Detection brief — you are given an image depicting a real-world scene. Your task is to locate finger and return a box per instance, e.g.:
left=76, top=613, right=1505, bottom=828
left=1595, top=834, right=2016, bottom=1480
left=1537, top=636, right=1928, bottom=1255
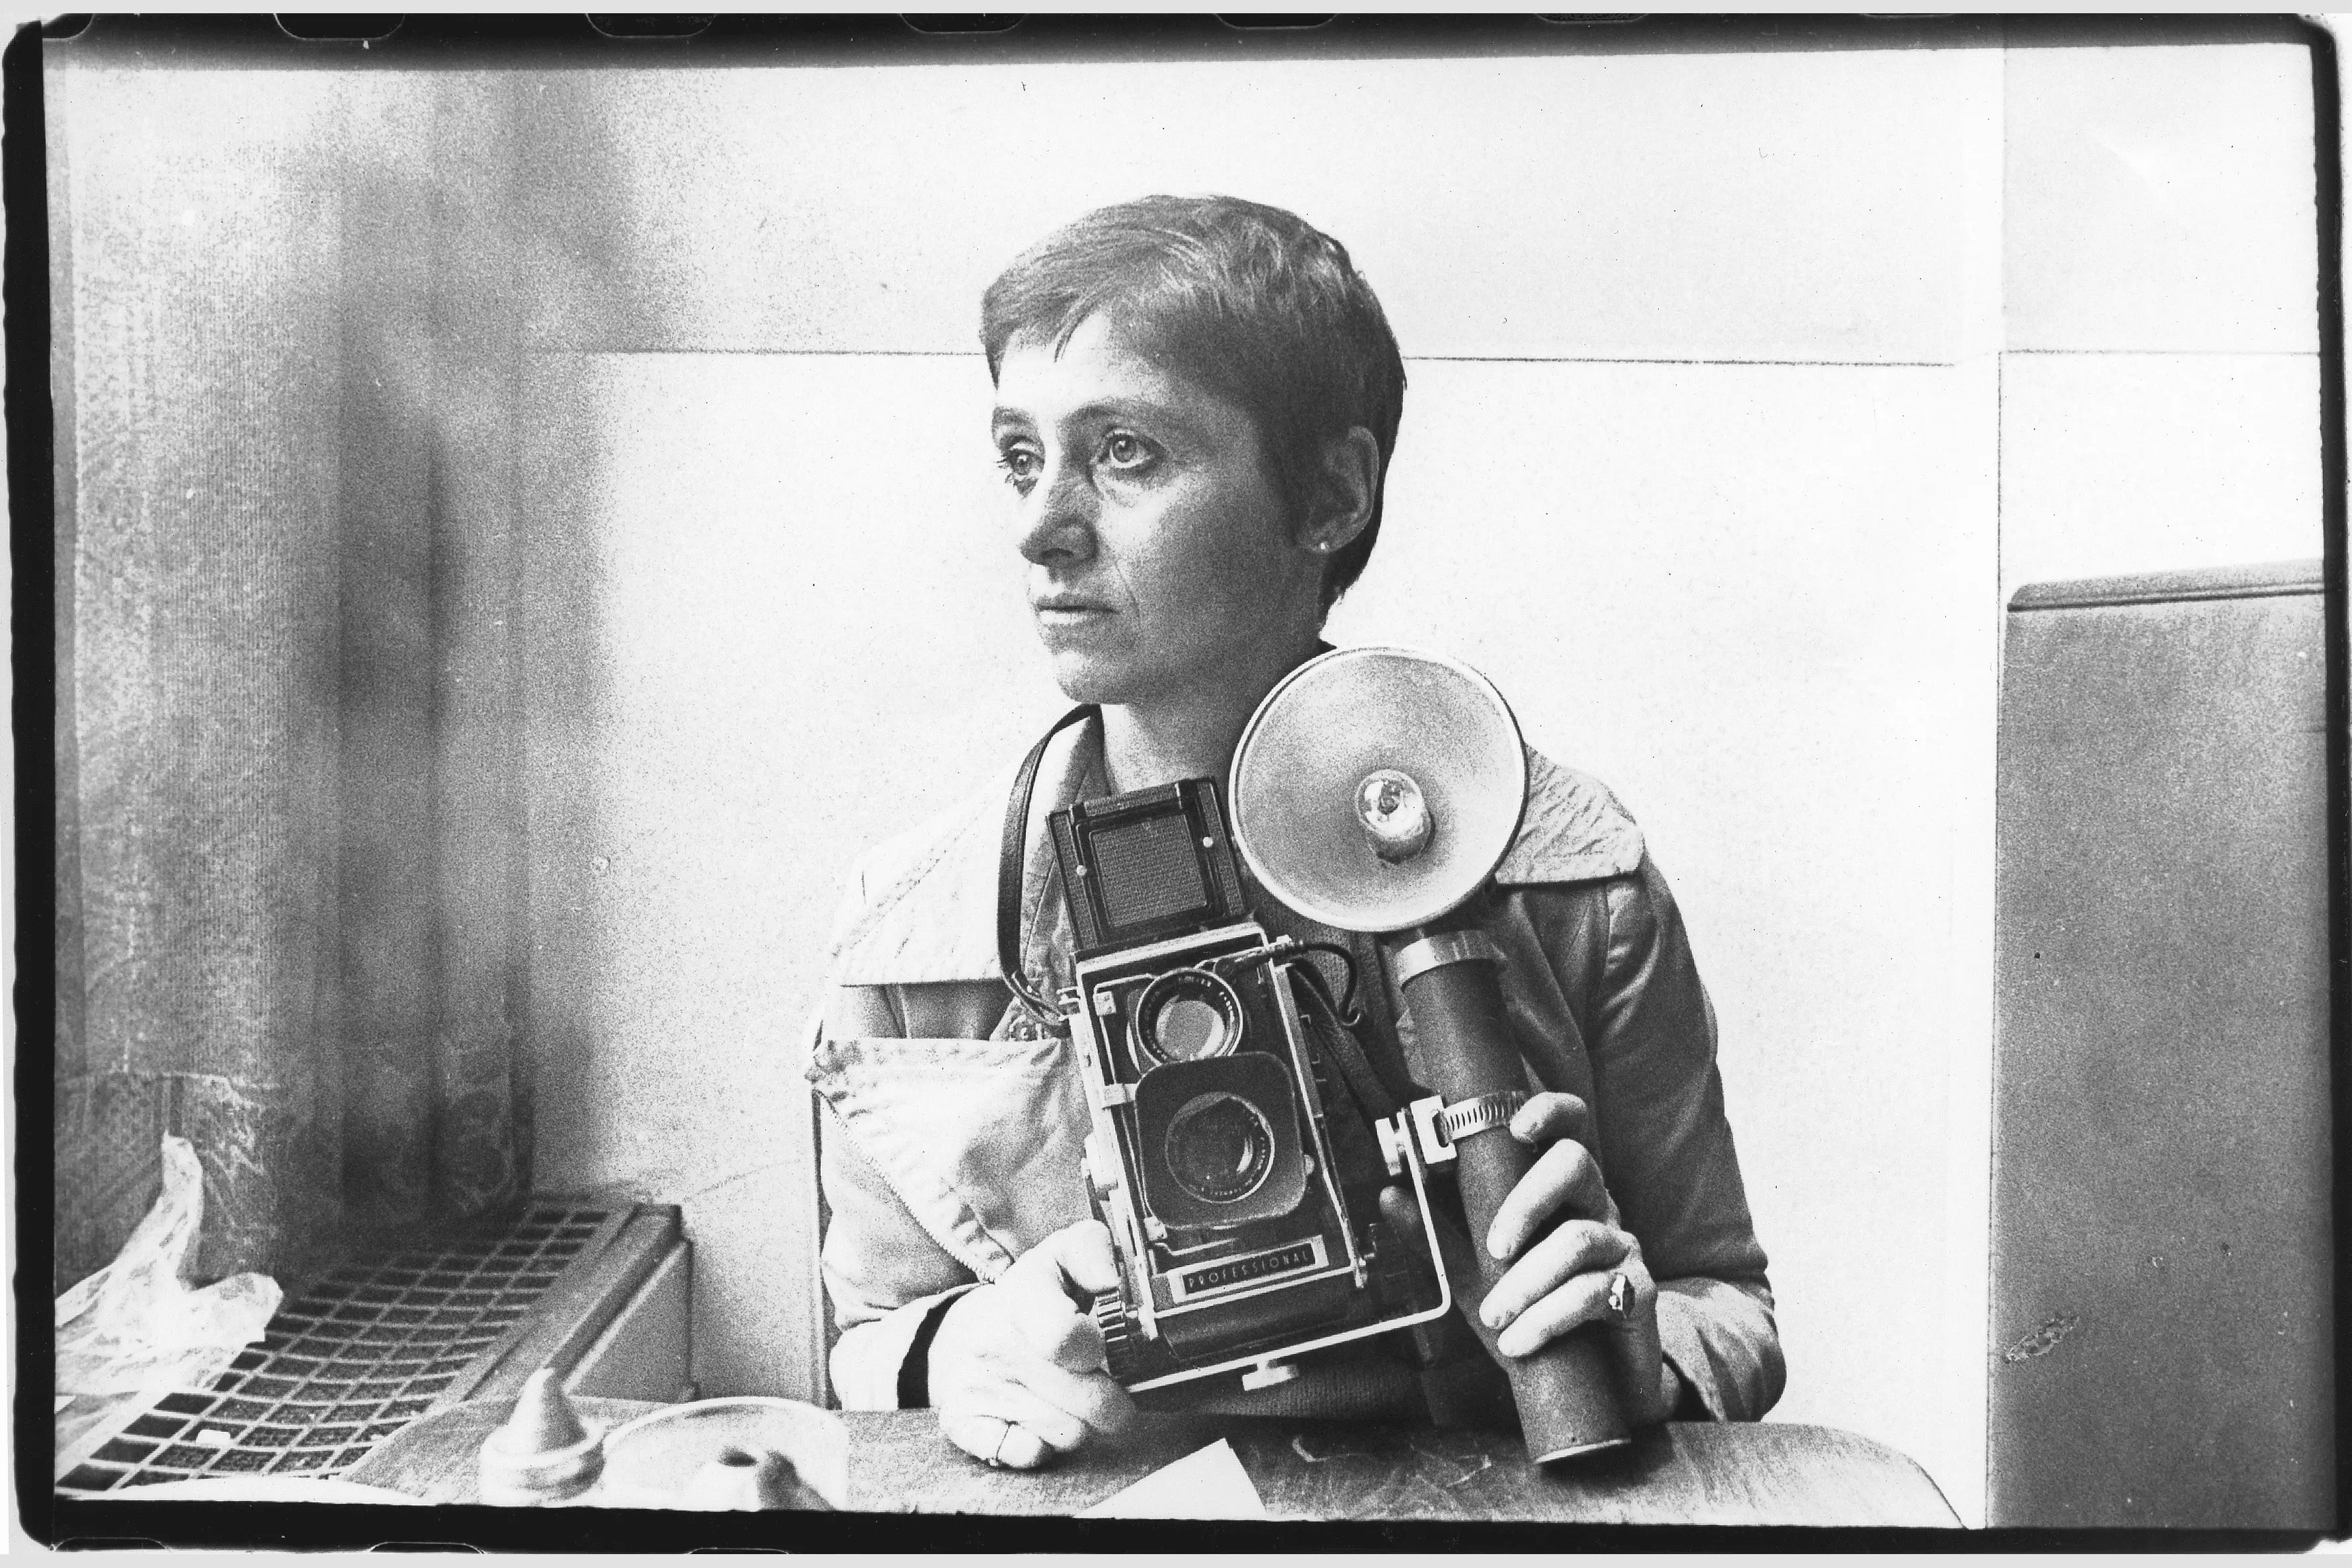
left=1486, top=1137, right=1613, bottom=1260
left=943, top=1380, right=1087, bottom=1462
left=1013, top=1296, right=1107, bottom=1372
left=940, top=1411, right=1013, bottom=1465
left=1510, top=1091, right=1591, bottom=1149
left=1015, top=1355, right=1138, bottom=1438
left=1480, top=1219, right=1630, bottom=1332
left=972, top=1382, right=1092, bottom=1456
left=1493, top=1267, right=1642, bottom=1360
left=996, top=1424, right=1053, bottom=1470
left=1014, top=1220, right=1124, bottom=1303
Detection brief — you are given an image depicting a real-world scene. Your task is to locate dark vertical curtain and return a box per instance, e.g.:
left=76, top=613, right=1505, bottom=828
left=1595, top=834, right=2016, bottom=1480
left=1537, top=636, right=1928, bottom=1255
left=52, top=65, right=531, bottom=1288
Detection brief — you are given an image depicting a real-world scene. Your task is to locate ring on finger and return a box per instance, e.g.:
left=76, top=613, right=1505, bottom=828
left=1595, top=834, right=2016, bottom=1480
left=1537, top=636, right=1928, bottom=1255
left=1606, top=1271, right=1633, bottom=1319
left=987, top=1418, right=1014, bottom=1468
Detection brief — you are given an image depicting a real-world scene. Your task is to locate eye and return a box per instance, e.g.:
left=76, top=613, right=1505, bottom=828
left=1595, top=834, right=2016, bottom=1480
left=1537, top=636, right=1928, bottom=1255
left=996, top=444, right=1041, bottom=493
left=1099, top=431, right=1156, bottom=472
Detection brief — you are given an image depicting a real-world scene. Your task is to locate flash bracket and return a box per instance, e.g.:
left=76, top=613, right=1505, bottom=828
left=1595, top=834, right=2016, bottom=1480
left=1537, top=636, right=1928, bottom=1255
left=1377, top=1090, right=1531, bottom=1176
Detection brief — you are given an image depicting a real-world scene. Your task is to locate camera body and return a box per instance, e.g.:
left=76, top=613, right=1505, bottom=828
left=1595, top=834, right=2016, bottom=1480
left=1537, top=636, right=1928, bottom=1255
left=1048, top=777, right=1454, bottom=1393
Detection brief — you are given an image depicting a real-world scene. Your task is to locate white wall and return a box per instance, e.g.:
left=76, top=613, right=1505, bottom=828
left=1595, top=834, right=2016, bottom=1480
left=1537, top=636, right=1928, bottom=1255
left=1340, top=355, right=2001, bottom=1515
left=1999, top=43, right=2322, bottom=597
left=509, top=36, right=2320, bottom=1528
left=518, top=352, right=1043, bottom=1403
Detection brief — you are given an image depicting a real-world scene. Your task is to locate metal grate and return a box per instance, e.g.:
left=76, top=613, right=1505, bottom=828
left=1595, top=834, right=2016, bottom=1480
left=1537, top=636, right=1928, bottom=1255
left=57, top=1202, right=624, bottom=1496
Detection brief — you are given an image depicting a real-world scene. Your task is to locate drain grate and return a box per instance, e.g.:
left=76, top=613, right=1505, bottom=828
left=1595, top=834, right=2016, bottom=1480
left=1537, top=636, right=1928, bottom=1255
left=57, top=1202, right=627, bottom=1495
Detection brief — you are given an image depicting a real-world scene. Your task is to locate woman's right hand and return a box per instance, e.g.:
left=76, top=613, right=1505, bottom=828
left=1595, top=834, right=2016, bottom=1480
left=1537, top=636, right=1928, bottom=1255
left=930, top=1219, right=1138, bottom=1469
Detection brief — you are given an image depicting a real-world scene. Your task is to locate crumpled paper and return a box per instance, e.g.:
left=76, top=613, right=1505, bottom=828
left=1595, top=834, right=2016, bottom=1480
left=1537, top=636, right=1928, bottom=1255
left=56, top=1135, right=283, bottom=1397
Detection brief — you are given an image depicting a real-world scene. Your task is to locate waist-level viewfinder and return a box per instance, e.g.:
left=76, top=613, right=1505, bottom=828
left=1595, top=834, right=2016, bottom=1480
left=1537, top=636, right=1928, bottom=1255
left=1050, top=779, right=1249, bottom=959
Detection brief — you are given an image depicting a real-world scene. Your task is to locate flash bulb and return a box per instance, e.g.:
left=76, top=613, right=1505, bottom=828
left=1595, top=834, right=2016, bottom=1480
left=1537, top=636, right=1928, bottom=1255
left=1356, top=769, right=1434, bottom=863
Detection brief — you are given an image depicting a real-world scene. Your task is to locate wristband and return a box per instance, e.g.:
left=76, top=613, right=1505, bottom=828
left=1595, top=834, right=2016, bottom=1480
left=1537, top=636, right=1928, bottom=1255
left=898, top=1294, right=960, bottom=1409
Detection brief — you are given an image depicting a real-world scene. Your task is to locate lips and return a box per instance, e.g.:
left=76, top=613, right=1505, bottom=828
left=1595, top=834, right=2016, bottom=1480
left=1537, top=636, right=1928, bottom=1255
left=1032, top=597, right=1114, bottom=626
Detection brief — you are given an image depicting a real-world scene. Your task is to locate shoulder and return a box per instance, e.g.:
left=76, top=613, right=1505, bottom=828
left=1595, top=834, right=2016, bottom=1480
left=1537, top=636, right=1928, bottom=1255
left=823, top=767, right=1016, bottom=987
left=1494, top=746, right=1647, bottom=887
left=821, top=736, right=1644, bottom=979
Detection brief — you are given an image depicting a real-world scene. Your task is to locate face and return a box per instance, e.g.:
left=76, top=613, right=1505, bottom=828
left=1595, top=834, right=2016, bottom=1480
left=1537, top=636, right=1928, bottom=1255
left=991, top=313, right=1327, bottom=709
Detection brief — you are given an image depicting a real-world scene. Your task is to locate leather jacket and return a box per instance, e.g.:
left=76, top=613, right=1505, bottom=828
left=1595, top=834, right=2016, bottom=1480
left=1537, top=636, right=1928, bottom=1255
left=806, top=715, right=1785, bottom=1423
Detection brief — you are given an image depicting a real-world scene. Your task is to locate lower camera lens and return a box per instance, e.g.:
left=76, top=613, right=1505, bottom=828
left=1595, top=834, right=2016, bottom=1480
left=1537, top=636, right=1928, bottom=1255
left=1163, top=1092, right=1275, bottom=1205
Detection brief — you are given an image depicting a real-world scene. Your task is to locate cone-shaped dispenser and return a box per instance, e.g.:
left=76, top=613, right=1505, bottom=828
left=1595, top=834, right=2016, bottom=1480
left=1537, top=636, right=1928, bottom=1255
left=478, top=1369, right=605, bottom=1505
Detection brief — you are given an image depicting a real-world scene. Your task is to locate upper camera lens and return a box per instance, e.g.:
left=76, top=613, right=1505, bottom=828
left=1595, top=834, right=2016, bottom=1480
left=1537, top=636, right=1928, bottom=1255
left=1153, top=994, right=1230, bottom=1060
left=1163, top=1092, right=1275, bottom=1205
left=1134, top=970, right=1243, bottom=1065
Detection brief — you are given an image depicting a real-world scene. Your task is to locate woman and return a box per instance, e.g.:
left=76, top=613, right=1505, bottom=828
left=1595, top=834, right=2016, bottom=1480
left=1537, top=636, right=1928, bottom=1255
left=808, top=194, right=1782, bottom=1471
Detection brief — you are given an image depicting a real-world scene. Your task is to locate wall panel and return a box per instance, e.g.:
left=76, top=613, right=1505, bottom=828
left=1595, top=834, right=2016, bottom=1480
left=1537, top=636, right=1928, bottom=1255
left=517, top=352, right=1049, bottom=1403
left=52, top=67, right=351, bottom=1281
left=1338, top=357, right=1999, bottom=1502
left=1999, top=353, right=2324, bottom=600
left=1988, top=571, right=2330, bottom=1528
left=515, top=50, right=2000, bottom=363
left=2002, top=42, right=2319, bottom=354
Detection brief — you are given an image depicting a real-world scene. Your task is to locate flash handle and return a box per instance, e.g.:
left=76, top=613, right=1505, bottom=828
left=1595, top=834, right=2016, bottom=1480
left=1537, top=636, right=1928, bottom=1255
left=1383, top=925, right=1633, bottom=1464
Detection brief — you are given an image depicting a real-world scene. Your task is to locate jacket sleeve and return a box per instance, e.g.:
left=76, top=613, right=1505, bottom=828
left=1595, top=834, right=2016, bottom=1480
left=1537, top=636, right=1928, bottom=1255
left=816, top=1088, right=980, bottom=1409
left=809, top=865, right=980, bottom=1411
left=1590, top=856, right=1785, bottom=1423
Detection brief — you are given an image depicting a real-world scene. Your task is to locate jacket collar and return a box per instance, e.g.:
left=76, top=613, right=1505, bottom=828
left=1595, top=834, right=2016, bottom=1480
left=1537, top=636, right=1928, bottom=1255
left=828, top=714, right=1643, bottom=988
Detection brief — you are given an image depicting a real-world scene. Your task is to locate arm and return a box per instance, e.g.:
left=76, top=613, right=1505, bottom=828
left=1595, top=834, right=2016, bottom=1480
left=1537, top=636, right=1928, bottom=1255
left=1590, top=856, right=1782, bottom=1422
left=1480, top=857, right=1785, bottom=1423
left=810, top=942, right=1132, bottom=1457
left=815, top=1042, right=1133, bottom=1458
left=816, top=1090, right=982, bottom=1409
left=814, top=979, right=982, bottom=1409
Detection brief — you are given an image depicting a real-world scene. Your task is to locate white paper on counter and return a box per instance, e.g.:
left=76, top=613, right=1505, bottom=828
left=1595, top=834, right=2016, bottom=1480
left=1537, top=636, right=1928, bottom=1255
left=1075, top=1438, right=1270, bottom=1520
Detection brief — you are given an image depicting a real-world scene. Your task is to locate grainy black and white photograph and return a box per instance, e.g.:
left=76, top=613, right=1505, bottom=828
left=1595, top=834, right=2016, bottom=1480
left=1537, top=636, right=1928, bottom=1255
left=29, top=11, right=2340, bottom=1544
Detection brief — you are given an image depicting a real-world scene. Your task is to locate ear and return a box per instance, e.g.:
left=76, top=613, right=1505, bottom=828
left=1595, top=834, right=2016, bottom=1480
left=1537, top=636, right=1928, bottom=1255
left=1298, top=426, right=1381, bottom=557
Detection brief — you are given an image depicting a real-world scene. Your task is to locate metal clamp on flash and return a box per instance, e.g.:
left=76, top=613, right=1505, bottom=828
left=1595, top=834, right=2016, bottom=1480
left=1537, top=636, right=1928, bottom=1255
left=1378, top=1089, right=1529, bottom=1176
left=1387, top=929, right=1505, bottom=989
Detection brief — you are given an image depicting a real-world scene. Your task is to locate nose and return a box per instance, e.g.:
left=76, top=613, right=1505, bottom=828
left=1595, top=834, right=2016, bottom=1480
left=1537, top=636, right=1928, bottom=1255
left=1017, top=452, right=1097, bottom=567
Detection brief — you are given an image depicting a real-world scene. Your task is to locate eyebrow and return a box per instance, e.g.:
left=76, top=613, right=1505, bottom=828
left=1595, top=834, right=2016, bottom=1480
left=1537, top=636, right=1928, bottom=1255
left=991, top=397, right=1185, bottom=436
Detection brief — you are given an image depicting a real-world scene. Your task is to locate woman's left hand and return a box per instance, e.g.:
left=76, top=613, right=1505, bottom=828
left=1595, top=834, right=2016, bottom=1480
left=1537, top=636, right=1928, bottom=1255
left=1477, top=1091, right=1677, bottom=1426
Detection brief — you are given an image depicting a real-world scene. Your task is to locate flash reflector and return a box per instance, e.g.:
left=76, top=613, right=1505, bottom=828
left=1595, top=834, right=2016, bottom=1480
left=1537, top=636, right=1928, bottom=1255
left=1232, top=646, right=1528, bottom=932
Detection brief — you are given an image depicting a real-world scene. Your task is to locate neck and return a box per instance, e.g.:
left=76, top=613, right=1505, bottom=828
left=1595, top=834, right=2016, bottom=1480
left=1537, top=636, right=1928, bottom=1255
left=1098, top=632, right=1327, bottom=794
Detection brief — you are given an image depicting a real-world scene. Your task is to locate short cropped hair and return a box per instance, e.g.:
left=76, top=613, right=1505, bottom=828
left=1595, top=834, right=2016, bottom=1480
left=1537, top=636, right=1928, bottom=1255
left=980, top=194, right=1406, bottom=611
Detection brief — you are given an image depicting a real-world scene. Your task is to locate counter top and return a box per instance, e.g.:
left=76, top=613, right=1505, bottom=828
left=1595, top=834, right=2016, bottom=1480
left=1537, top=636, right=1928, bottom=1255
left=349, top=1397, right=1957, bottom=1528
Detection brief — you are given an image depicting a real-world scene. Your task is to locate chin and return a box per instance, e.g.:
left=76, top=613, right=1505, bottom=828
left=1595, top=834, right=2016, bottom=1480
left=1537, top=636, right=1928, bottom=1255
left=1043, top=645, right=1163, bottom=708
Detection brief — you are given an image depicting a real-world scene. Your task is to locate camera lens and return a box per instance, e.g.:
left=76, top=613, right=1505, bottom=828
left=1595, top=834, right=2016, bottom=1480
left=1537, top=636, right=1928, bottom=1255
left=1135, top=970, right=1243, bottom=1065
left=1162, top=1092, right=1275, bottom=1205
left=1154, top=994, right=1230, bottom=1060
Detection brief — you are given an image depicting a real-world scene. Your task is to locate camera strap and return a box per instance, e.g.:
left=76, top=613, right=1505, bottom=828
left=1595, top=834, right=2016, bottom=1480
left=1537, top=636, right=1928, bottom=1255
left=1341, top=928, right=1420, bottom=1104
left=998, top=704, right=1099, bottom=1020
left=1292, top=954, right=1427, bottom=1128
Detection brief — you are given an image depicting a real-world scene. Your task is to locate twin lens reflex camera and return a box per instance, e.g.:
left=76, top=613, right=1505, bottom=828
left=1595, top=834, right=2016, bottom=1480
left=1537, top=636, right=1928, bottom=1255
left=1044, top=776, right=1458, bottom=1395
